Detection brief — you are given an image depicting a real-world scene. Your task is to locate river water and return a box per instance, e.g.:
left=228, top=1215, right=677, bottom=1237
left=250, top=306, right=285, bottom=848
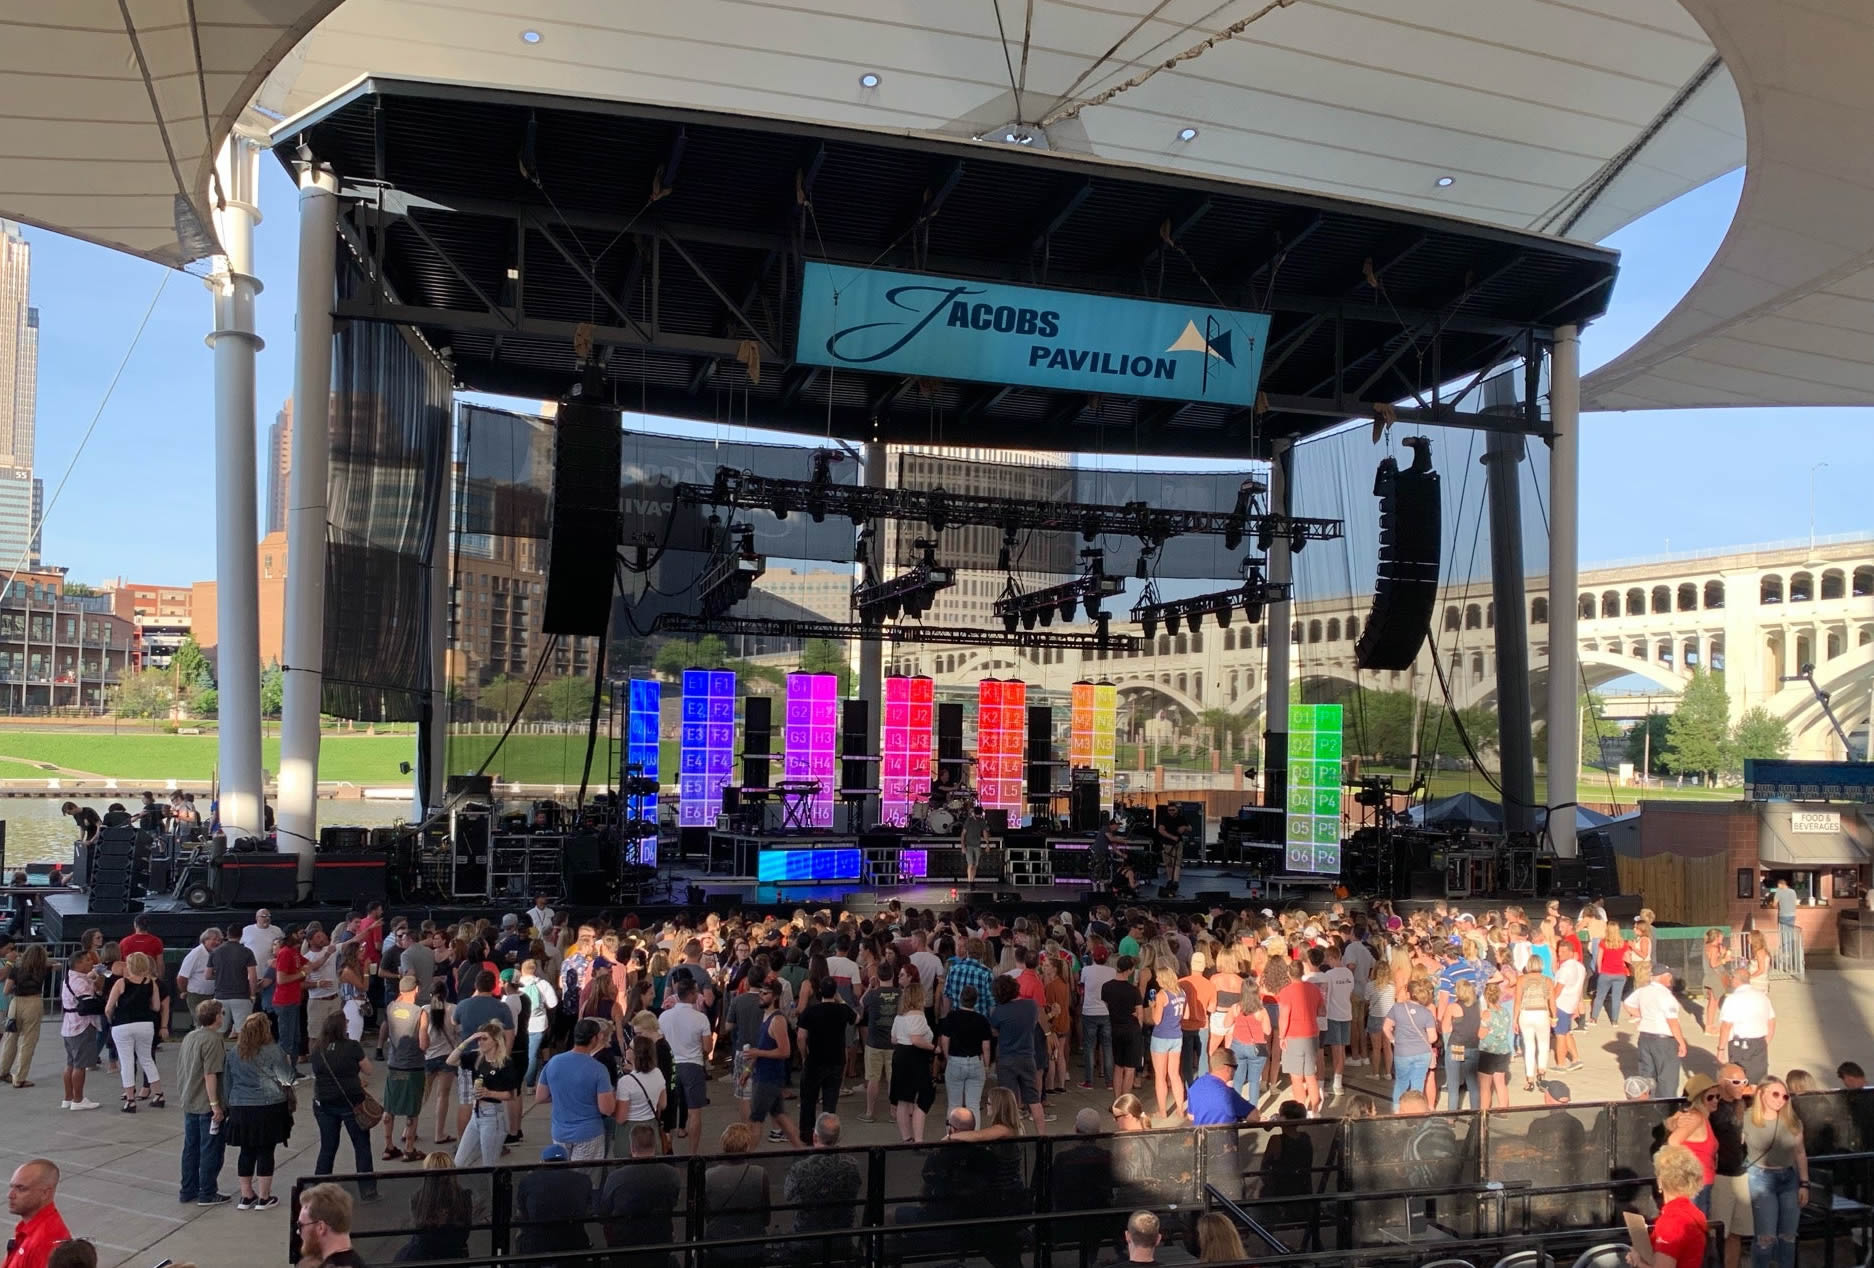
left=1, top=798, right=415, bottom=869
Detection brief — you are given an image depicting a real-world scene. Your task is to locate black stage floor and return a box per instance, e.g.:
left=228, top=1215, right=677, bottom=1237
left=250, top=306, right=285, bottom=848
left=40, top=861, right=1331, bottom=944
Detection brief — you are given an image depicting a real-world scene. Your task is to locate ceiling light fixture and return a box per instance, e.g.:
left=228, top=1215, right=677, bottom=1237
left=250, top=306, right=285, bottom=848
left=859, top=72, right=880, bottom=88
left=1435, top=175, right=1455, bottom=187
left=1177, top=127, right=1199, bottom=142
left=520, top=29, right=542, bottom=44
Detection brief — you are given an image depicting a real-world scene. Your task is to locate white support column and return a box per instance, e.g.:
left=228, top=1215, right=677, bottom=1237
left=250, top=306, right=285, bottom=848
left=279, top=156, right=338, bottom=876
left=206, top=131, right=267, bottom=845
left=1261, top=438, right=1294, bottom=809
left=859, top=441, right=886, bottom=758
left=1546, top=325, right=1582, bottom=858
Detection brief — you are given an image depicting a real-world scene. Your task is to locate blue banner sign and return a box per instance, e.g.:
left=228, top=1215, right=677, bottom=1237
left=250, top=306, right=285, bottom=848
left=796, top=263, right=1268, bottom=406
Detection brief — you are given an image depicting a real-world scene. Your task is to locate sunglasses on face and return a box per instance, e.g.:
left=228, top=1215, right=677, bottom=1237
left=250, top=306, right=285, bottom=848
left=1764, top=1091, right=1788, bottom=1100
left=1724, top=1078, right=1747, bottom=1085
left=1701, top=1093, right=1720, bottom=1104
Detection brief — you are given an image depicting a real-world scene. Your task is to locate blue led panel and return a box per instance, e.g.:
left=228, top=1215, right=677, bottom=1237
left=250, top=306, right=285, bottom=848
left=679, top=668, right=737, bottom=827
left=627, top=678, right=660, bottom=866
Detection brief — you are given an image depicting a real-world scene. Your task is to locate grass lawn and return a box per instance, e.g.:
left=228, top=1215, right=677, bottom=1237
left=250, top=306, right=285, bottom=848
left=0, top=729, right=671, bottom=788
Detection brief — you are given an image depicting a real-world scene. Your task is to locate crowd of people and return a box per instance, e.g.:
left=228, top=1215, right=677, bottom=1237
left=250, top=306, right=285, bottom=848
left=0, top=886, right=1850, bottom=1268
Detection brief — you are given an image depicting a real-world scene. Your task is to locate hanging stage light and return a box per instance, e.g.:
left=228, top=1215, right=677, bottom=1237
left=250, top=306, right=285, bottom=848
left=992, top=549, right=1121, bottom=631
left=1058, top=596, right=1078, bottom=622
left=1139, top=611, right=1158, bottom=639
left=1164, top=611, right=1182, bottom=636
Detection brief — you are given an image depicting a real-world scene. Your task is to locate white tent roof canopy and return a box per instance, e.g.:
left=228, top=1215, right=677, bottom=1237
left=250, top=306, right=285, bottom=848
left=1, top=0, right=1869, bottom=411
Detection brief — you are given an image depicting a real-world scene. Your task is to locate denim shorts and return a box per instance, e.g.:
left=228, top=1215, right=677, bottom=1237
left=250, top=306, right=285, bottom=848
left=1149, top=1034, right=1182, bottom=1055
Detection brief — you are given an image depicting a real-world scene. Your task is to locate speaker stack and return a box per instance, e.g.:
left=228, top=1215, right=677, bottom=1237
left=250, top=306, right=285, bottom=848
left=838, top=699, right=875, bottom=832
left=541, top=398, right=624, bottom=637
left=742, top=696, right=772, bottom=790
left=1024, top=705, right=1055, bottom=808
left=936, top=702, right=965, bottom=786
left=1354, top=436, right=1442, bottom=671
left=87, top=826, right=144, bottom=915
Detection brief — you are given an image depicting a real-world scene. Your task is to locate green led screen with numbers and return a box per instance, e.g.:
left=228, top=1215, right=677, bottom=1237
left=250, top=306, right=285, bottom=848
left=1285, top=703, right=1343, bottom=874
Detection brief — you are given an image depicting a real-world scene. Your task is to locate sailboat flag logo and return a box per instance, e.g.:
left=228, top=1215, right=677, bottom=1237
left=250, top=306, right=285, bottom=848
left=1165, top=320, right=1236, bottom=366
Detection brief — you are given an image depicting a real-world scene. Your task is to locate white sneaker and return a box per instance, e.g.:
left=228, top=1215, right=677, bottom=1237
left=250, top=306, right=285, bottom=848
left=69, top=1099, right=99, bottom=1111
left=1332, top=1077, right=1344, bottom=1097
left=59, top=1100, right=71, bottom=1110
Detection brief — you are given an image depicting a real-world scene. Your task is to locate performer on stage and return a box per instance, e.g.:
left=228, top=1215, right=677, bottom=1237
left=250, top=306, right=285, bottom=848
left=1156, top=805, right=1189, bottom=898
left=960, top=806, right=988, bottom=885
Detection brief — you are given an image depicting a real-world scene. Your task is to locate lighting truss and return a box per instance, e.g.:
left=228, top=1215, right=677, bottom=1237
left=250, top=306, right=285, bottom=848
left=652, top=612, right=1136, bottom=652
left=1129, top=562, right=1289, bottom=638
left=697, top=524, right=764, bottom=617
left=994, top=548, right=1125, bottom=631
left=675, top=468, right=1342, bottom=547
left=853, top=540, right=955, bottom=624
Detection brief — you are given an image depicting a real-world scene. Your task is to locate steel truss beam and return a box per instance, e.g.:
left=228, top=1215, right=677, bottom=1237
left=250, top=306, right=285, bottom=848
left=673, top=470, right=1344, bottom=545
left=651, top=613, right=1136, bottom=651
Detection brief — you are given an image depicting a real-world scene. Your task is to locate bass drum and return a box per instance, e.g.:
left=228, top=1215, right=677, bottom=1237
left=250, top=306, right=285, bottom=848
left=906, top=803, right=931, bottom=832
left=926, top=807, right=957, bottom=834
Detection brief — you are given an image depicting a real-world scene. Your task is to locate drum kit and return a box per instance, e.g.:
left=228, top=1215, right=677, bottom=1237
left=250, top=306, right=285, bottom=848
left=909, top=787, right=979, bottom=834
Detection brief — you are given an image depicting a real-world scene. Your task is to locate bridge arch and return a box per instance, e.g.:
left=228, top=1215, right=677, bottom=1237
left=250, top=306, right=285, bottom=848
left=1773, top=643, right=1873, bottom=757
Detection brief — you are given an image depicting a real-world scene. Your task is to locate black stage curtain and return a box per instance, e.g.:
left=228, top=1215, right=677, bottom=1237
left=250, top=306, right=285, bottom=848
left=322, top=254, right=454, bottom=721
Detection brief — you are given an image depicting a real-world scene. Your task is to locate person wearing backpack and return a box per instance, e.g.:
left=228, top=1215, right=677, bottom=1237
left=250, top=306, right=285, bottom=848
left=58, top=951, right=105, bottom=1111
left=515, top=958, right=560, bottom=1091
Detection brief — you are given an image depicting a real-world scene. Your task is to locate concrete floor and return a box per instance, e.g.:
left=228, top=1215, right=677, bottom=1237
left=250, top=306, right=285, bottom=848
left=4, top=964, right=1869, bottom=1267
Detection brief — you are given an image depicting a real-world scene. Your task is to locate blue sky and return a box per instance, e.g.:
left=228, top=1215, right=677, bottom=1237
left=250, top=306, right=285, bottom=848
left=16, top=164, right=1870, bottom=585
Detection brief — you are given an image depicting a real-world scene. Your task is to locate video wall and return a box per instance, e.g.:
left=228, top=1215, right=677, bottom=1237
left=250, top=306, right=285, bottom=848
left=678, top=669, right=737, bottom=827
left=977, top=678, right=1028, bottom=821
left=1285, top=702, right=1343, bottom=874
left=1069, top=680, right=1118, bottom=801
left=625, top=678, right=661, bottom=865
left=881, top=675, right=935, bottom=827
left=782, top=672, right=839, bottom=829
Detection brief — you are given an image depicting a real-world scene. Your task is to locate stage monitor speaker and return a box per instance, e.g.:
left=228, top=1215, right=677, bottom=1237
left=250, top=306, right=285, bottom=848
left=936, top=701, right=964, bottom=778
left=743, top=696, right=772, bottom=788
left=1354, top=437, right=1441, bottom=671
left=541, top=398, right=624, bottom=637
left=446, top=774, right=494, bottom=799
left=1024, top=706, right=1054, bottom=797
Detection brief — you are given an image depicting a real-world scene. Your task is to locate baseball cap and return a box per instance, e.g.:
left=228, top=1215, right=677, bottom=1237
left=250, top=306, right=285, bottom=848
left=1625, top=1076, right=1658, bottom=1099
left=1540, top=1078, right=1572, bottom=1102
left=1260, top=908, right=1274, bottom=918
left=541, top=1144, right=570, bottom=1162
left=501, top=913, right=519, bottom=928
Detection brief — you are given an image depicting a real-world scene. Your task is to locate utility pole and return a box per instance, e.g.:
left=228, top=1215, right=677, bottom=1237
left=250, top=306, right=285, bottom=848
left=1641, top=708, right=1653, bottom=788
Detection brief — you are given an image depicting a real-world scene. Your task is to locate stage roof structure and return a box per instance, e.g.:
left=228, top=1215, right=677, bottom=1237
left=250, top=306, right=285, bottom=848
left=281, top=78, right=1616, bottom=457
left=8, top=0, right=1873, bottom=418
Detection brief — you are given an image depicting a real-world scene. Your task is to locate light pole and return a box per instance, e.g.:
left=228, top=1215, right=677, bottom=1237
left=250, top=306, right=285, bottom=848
left=1810, top=461, right=1829, bottom=556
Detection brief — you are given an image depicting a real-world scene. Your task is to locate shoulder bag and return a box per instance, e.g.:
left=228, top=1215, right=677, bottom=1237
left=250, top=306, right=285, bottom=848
left=319, top=1045, right=385, bottom=1130
left=627, top=1071, right=673, bottom=1153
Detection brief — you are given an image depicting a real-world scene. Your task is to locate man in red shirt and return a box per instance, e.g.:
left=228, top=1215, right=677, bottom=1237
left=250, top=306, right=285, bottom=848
left=5, top=1159, right=69, bottom=1268
left=272, top=931, right=308, bottom=1071
left=118, top=915, right=163, bottom=963
left=1275, top=972, right=1325, bottom=1112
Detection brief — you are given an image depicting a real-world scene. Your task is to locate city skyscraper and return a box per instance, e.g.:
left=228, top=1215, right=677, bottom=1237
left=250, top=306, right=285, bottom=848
left=0, top=222, right=35, bottom=472
left=0, top=222, right=38, bottom=572
left=265, top=398, right=292, bottom=535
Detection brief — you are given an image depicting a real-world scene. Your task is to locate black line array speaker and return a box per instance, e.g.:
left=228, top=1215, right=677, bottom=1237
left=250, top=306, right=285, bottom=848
left=839, top=699, right=871, bottom=791
left=1025, top=705, right=1054, bottom=797
left=936, top=702, right=964, bottom=780
left=1354, top=436, right=1442, bottom=671
left=542, top=398, right=623, bottom=637
left=742, top=696, right=772, bottom=789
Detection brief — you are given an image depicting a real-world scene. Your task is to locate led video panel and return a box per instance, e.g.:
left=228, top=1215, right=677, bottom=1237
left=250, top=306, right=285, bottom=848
left=678, top=669, right=738, bottom=827
left=976, top=678, right=1027, bottom=823
left=626, top=678, right=660, bottom=866
left=1285, top=702, right=1343, bottom=875
left=1070, top=680, right=1119, bottom=802
left=783, top=672, right=838, bottom=829
left=881, top=675, right=935, bottom=828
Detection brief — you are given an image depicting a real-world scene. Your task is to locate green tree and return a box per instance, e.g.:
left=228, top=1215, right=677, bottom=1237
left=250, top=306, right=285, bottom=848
left=1624, top=712, right=1670, bottom=775
left=188, top=685, right=218, bottom=718
left=110, top=668, right=175, bottom=718
left=61, top=582, right=97, bottom=598
left=1663, top=669, right=1730, bottom=784
left=1729, top=706, right=1791, bottom=776
left=652, top=635, right=729, bottom=679
left=259, top=662, right=284, bottom=717
left=798, top=638, right=853, bottom=696
left=540, top=674, right=599, bottom=723
left=479, top=674, right=540, bottom=721
left=169, top=637, right=213, bottom=690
